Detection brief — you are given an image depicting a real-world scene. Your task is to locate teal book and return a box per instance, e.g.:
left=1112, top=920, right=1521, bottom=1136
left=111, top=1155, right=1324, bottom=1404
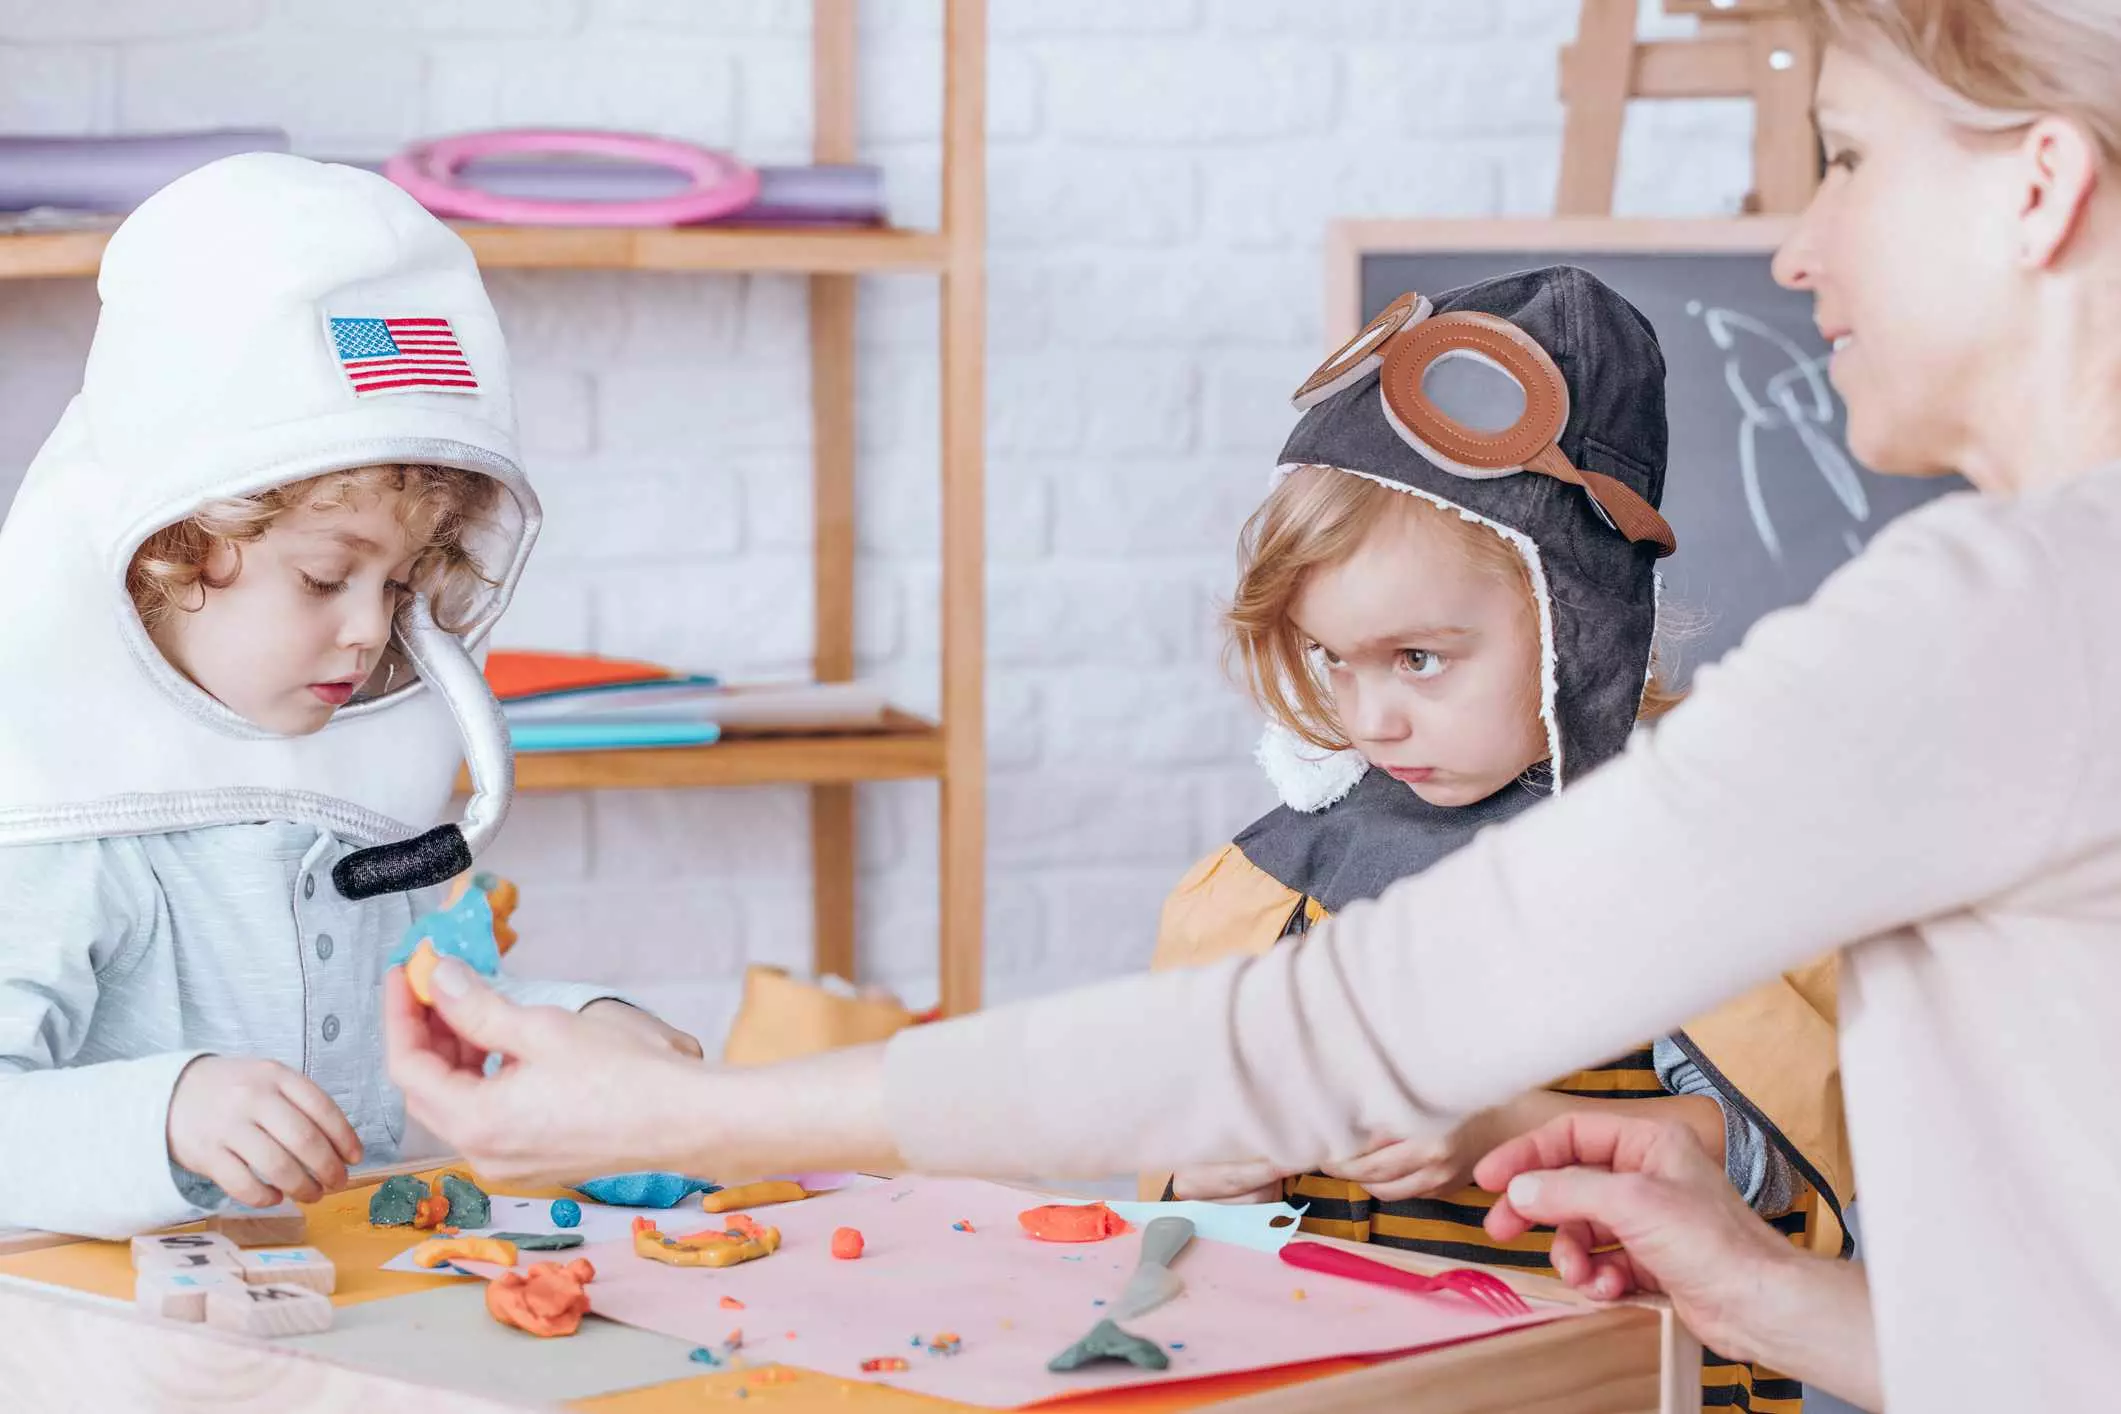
left=509, top=721, right=723, bottom=753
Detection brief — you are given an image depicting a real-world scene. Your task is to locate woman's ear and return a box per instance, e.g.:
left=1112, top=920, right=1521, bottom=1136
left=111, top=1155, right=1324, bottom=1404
left=2014, top=115, right=2101, bottom=268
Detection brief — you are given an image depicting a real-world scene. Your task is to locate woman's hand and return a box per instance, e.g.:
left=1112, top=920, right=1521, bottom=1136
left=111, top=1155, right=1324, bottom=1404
left=385, top=960, right=699, bottom=1184
left=387, top=957, right=904, bottom=1186
left=1474, top=1111, right=1880, bottom=1408
left=1477, top=1111, right=1789, bottom=1347
left=1168, top=1159, right=1287, bottom=1203
left=580, top=999, right=707, bottom=1060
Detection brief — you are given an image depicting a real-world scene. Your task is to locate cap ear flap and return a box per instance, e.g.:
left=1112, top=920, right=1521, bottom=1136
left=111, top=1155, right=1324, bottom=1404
left=1291, top=292, right=1431, bottom=411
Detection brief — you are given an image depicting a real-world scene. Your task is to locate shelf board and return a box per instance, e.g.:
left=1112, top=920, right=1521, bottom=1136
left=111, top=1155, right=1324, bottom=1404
left=462, top=223, right=949, bottom=273
left=0, top=223, right=950, bottom=280
left=463, top=709, right=946, bottom=793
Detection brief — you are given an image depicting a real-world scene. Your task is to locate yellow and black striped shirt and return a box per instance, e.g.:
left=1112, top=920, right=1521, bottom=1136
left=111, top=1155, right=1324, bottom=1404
left=1286, top=1045, right=1809, bottom=1414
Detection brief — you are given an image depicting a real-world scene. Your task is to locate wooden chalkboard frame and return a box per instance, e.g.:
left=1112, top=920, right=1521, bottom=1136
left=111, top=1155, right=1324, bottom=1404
left=1325, top=217, right=1797, bottom=344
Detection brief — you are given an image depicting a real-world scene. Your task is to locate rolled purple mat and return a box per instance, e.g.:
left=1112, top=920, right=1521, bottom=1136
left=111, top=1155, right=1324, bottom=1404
left=353, top=156, right=886, bottom=225
left=0, top=130, right=290, bottom=212
left=736, top=163, right=887, bottom=225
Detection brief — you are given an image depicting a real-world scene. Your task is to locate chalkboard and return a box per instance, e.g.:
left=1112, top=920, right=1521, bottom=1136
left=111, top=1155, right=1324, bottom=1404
left=1336, top=220, right=1966, bottom=679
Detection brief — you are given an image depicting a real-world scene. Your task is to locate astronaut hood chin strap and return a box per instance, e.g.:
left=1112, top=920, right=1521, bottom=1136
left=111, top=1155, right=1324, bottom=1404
left=333, top=592, right=513, bottom=899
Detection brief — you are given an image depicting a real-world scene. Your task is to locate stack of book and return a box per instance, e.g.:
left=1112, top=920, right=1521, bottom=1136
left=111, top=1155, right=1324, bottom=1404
left=488, top=651, right=890, bottom=753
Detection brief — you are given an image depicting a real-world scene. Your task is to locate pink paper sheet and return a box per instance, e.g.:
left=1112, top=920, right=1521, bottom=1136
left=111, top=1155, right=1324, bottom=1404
left=454, top=1177, right=1565, bottom=1409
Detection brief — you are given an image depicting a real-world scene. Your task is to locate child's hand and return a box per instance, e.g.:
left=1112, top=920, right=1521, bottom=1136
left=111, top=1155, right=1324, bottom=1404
left=582, top=999, right=706, bottom=1060
left=1320, top=1111, right=1515, bottom=1202
left=1328, top=1092, right=1729, bottom=1203
left=1168, top=1160, right=1287, bottom=1204
left=165, top=1056, right=364, bottom=1207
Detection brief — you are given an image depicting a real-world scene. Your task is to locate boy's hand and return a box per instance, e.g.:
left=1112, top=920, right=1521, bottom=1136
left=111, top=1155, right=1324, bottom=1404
left=165, top=1056, right=363, bottom=1207
left=1168, top=1159, right=1287, bottom=1204
left=582, top=999, right=705, bottom=1060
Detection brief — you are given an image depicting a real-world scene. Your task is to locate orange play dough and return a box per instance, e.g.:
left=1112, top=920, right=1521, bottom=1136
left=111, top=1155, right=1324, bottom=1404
left=404, top=938, right=442, bottom=1005
left=1017, top=1203, right=1132, bottom=1243
left=412, top=1236, right=520, bottom=1269
left=486, top=1258, right=596, bottom=1338
left=831, top=1226, right=865, bottom=1260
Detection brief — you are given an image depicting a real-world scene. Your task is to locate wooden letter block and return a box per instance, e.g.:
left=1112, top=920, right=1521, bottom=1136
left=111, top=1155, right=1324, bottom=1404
left=209, top=1201, right=308, bottom=1246
left=205, top=1281, right=334, bottom=1336
left=235, top=1246, right=336, bottom=1295
left=130, top=1231, right=239, bottom=1273
left=134, top=1267, right=242, bottom=1323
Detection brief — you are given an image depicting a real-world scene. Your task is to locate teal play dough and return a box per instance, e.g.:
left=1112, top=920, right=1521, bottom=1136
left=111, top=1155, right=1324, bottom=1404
left=1047, top=1320, right=1171, bottom=1373
left=440, top=1173, right=490, bottom=1228
left=573, top=1172, right=720, bottom=1207
left=367, top=1174, right=428, bottom=1227
left=388, top=873, right=506, bottom=977
left=550, top=1198, right=582, bottom=1228
left=367, top=1172, right=490, bottom=1228
left=488, top=1231, right=586, bottom=1251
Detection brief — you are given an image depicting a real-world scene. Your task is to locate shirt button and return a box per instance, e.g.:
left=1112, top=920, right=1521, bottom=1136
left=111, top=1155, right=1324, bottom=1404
left=303, top=875, right=316, bottom=900
left=315, top=933, right=334, bottom=961
left=321, top=1015, right=341, bottom=1044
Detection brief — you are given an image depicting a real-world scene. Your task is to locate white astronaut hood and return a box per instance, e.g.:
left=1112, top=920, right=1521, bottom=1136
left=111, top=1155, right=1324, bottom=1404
left=0, top=153, right=536, bottom=899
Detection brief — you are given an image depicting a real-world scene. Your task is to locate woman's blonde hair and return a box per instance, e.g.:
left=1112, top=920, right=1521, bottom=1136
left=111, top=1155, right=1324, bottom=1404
left=1225, top=465, right=1681, bottom=754
left=127, top=463, right=500, bottom=636
left=1803, top=0, right=2121, bottom=163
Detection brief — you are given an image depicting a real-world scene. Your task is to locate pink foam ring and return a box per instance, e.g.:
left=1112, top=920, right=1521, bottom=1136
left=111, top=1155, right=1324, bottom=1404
left=384, top=129, right=760, bottom=227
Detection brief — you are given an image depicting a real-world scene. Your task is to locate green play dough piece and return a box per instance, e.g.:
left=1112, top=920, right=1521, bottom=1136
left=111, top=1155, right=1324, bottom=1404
left=1047, top=1319, right=1171, bottom=1373
left=441, top=1173, right=491, bottom=1228
left=368, top=1174, right=428, bottom=1227
left=487, top=1231, right=586, bottom=1250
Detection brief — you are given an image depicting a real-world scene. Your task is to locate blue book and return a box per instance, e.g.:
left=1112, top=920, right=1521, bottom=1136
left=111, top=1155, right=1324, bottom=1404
left=509, top=721, right=723, bottom=753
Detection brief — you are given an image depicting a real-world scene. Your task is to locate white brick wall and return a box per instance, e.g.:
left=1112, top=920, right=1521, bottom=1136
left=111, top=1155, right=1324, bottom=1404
left=0, top=0, right=1751, bottom=1045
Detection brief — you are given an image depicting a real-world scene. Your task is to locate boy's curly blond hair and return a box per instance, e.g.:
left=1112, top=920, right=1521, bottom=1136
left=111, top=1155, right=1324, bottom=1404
left=126, top=464, right=501, bottom=637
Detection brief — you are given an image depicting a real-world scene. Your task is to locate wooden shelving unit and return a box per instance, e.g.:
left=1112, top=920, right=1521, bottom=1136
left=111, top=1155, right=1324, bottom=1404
left=485, top=713, right=945, bottom=792
left=0, top=223, right=954, bottom=278
left=0, top=0, right=989, bottom=1014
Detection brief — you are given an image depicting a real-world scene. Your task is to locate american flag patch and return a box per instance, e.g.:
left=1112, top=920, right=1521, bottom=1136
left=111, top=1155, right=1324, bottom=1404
left=328, top=316, right=478, bottom=397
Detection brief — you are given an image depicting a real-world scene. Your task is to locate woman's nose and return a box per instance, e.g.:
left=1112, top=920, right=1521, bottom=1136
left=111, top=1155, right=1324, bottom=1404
left=1772, top=197, right=1824, bottom=291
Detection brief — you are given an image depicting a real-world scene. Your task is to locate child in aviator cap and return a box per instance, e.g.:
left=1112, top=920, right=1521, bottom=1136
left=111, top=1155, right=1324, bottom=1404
left=1149, top=267, right=1850, bottom=1414
left=0, top=154, right=696, bottom=1239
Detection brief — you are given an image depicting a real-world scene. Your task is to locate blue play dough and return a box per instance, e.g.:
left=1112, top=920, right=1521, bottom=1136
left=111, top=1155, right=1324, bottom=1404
left=388, top=874, right=505, bottom=977
left=550, top=1198, right=582, bottom=1228
left=572, top=1172, right=721, bottom=1208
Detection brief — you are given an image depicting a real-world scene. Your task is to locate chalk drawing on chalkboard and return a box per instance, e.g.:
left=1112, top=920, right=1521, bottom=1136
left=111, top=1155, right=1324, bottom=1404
left=1686, top=298, right=1868, bottom=563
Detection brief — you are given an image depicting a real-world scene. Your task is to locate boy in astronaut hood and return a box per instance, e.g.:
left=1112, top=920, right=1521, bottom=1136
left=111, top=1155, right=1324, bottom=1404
left=0, top=155, right=694, bottom=1239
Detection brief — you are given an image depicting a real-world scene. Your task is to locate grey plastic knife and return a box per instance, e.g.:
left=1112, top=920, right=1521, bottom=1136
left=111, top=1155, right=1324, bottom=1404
left=1111, top=1215, right=1195, bottom=1320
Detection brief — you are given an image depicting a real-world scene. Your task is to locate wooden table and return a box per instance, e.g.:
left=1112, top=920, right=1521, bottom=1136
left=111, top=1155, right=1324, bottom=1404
left=0, top=1169, right=1695, bottom=1413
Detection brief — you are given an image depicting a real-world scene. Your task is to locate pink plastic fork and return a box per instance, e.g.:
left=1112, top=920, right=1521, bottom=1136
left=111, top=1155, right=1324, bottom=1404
left=1279, top=1240, right=1534, bottom=1317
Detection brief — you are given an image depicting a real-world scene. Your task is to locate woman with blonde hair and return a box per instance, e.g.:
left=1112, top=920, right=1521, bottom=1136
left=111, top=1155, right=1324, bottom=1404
left=389, top=5, right=2121, bottom=1407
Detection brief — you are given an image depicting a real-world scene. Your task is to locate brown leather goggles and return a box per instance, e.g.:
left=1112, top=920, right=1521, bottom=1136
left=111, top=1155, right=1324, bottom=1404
left=1293, top=292, right=1676, bottom=557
